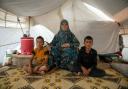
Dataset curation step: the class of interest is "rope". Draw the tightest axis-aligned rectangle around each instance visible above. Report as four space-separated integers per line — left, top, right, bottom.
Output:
17 17 24 35
0 42 19 47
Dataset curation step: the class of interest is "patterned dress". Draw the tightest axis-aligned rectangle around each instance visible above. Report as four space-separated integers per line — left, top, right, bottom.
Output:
31 46 54 70
51 19 80 71
32 47 49 67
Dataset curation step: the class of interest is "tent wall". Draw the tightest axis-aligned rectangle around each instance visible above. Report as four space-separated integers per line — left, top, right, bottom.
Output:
74 21 119 53
34 19 120 54
0 26 54 64
0 0 124 63
33 0 120 54
0 27 26 63
30 25 54 43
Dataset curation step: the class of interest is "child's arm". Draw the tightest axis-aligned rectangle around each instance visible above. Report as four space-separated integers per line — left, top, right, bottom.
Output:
29 50 35 67
29 56 34 67
41 55 48 66
42 48 49 66
26 56 33 74
91 50 97 69
28 50 35 74
87 50 97 72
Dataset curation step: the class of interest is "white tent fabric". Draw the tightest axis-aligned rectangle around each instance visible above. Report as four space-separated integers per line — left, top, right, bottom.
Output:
0 27 24 63
0 26 55 64
32 21 119 54
33 0 120 53
0 26 54 64
0 27 24 46
0 0 127 27
122 35 128 61
1 0 126 63
0 0 67 16
30 25 54 43
122 35 128 47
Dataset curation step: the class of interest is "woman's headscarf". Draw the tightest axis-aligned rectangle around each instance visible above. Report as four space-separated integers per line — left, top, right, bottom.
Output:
57 19 72 37
51 19 79 48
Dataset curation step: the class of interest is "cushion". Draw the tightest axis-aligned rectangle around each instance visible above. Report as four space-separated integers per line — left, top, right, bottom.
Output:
111 63 128 77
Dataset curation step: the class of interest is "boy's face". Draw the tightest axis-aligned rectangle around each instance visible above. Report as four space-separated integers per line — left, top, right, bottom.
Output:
84 39 93 49
36 38 44 48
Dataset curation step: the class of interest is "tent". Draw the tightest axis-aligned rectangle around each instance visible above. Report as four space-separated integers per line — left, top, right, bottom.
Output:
0 0 128 63
0 1 128 89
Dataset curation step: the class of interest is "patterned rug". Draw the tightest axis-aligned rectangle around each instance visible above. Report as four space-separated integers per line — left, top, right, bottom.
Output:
0 66 128 89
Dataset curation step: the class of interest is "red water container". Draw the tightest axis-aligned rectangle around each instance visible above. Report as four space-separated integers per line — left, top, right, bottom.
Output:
21 37 34 55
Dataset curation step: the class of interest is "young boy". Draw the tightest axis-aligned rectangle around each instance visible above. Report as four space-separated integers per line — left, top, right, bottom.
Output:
78 36 105 77
23 36 49 74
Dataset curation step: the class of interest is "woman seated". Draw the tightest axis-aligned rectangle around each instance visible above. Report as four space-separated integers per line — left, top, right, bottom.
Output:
51 19 80 71
23 36 51 74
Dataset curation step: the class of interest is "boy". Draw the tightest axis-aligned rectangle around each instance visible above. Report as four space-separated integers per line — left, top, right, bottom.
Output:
78 36 105 77
23 36 49 74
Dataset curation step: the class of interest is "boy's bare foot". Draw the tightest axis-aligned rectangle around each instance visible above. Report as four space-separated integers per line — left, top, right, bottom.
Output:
77 72 81 76
40 71 45 75
25 73 31 76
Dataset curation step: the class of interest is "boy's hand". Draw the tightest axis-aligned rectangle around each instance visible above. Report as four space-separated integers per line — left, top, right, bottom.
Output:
83 69 89 76
88 68 91 73
81 66 90 76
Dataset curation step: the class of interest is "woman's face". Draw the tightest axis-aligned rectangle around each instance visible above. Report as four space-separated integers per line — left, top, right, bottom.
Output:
36 38 44 48
61 22 69 31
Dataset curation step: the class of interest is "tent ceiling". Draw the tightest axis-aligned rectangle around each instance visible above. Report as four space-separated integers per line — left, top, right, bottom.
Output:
82 0 128 16
82 0 128 24
0 0 128 24
0 0 67 16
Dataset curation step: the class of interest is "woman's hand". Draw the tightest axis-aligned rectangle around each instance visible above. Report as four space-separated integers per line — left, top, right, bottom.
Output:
61 43 70 48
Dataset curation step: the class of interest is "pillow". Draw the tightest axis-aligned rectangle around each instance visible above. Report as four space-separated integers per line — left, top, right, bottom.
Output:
111 63 128 77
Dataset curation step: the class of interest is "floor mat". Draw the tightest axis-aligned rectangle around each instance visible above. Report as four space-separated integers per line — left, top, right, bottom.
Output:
0 67 128 89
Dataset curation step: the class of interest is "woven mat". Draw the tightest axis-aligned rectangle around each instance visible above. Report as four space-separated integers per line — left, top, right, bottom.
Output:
0 67 128 89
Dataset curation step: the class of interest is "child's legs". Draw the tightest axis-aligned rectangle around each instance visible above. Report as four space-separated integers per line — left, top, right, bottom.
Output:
23 64 30 73
38 65 48 72
89 67 106 77
33 66 40 73
33 65 48 74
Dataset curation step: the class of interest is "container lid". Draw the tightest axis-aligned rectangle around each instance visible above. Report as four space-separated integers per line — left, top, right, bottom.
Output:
21 37 34 39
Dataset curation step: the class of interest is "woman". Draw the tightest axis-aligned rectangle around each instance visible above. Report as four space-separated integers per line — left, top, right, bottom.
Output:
51 19 80 71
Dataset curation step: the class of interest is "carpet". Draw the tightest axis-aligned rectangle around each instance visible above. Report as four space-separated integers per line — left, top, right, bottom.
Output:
0 66 128 89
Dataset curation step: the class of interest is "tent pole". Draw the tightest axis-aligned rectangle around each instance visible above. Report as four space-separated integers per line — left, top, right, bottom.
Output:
28 16 31 37
17 17 24 35
5 13 7 28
